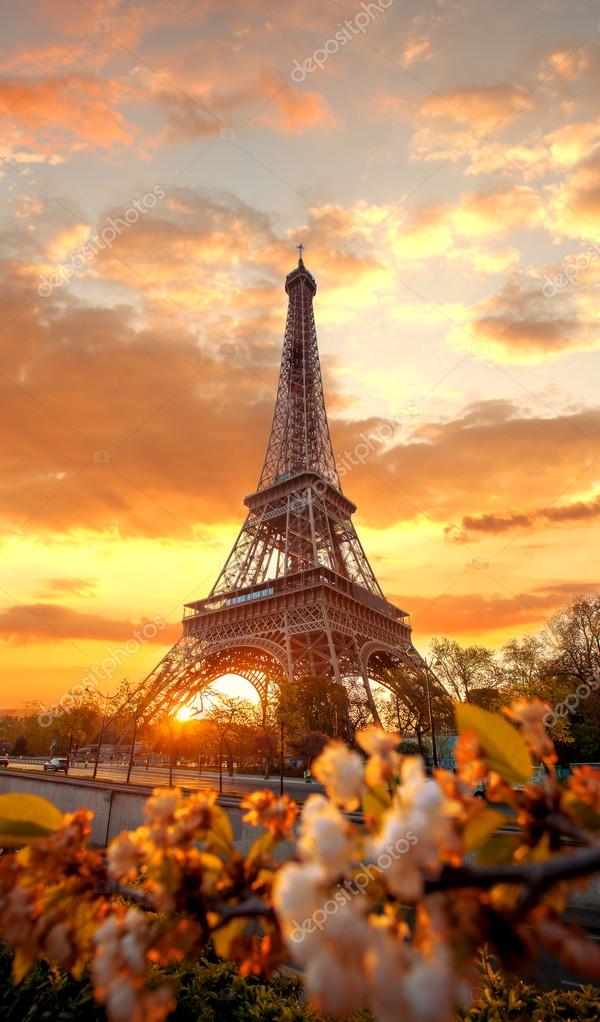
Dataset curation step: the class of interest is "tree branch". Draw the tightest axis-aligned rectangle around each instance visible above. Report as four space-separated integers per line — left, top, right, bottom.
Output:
211 897 276 925
425 845 600 894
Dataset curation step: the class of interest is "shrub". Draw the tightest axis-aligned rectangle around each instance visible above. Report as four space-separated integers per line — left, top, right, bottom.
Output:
463 957 600 1021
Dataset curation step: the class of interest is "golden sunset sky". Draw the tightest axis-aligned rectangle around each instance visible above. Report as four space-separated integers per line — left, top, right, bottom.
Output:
1 0 599 707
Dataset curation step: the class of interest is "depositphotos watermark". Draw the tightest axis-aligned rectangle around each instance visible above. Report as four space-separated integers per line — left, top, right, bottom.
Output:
37 617 166 727
543 674 599 729
291 0 393 82
38 185 166 297
289 828 417 943
541 237 600 298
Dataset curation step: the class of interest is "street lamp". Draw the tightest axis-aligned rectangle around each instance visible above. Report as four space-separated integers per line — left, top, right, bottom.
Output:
170 694 212 789
405 649 440 770
93 690 116 780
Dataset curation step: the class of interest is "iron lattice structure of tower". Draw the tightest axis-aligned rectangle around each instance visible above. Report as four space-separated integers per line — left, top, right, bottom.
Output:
133 253 416 725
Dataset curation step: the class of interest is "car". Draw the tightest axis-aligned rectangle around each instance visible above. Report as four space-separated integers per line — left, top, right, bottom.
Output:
43 756 69 774
0 755 8 767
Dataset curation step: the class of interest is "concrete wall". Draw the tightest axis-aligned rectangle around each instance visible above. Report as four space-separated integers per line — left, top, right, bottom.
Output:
0 769 267 852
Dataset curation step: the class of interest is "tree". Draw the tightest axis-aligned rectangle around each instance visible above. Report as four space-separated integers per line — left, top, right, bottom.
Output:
382 663 453 756
285 676 349 738
10 736 28 757
543 594 600 760
545 594 600 686
288 730 327 769
430 636 500 703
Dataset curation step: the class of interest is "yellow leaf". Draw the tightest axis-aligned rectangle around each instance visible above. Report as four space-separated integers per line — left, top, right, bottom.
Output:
212 916 246 960
455 703 532 786
210 805 233 850
489 883 522 911
247 832 276 866
561 790 600 831
197 851 223 873
361 785 391 826
476 832 519 866
0 793 63 846
12 947 36 983
463 808 505 852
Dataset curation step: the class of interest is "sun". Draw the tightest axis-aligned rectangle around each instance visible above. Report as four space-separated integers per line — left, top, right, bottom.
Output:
175 704 194 722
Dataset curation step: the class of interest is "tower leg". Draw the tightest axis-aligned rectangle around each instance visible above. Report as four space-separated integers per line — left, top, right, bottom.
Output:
357 645 383 727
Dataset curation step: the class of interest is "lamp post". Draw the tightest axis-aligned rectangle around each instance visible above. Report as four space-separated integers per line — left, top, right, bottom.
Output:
169 717 175 787
125 713 138 784
169 693 211 789
279 711 285 796
406 650 439 770
93 691 112 780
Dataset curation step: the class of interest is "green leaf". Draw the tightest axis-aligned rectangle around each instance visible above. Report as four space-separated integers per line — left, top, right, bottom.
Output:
455 703 532 786
463 808 505 852
0 793 64 846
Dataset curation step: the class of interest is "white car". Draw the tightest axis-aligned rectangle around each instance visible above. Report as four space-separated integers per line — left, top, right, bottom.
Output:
43 756 69 774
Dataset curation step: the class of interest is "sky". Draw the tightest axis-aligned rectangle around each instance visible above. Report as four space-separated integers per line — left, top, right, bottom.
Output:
0 0 599 708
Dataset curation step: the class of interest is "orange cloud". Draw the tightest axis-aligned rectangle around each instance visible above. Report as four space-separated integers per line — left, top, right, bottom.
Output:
419 84 533 128
155 69 334 140
392 583 599 637
0 603 178 644
451 492 600 539
0 73 136 158
465 271 600 361
330 400 600 531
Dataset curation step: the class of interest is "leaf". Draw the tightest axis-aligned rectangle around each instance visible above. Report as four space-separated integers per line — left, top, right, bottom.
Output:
212 916 247 960
211 804 233 847
0 793 63 846
463 808 505 852
455 703 532 786
12 947 36 984
561 790 600 832
361 784 391 827
246 832 276 866
476 832 519 866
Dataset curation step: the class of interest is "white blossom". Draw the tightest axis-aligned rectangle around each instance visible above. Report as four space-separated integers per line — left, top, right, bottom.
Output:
312 741 364 809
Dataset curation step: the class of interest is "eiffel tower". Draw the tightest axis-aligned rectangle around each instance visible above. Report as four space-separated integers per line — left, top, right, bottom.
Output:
133 249 415 726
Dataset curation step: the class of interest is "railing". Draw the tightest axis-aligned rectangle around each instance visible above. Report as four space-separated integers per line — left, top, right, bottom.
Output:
184 566 409 625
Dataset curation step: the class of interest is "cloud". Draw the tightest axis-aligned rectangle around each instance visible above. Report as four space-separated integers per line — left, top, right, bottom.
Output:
304 185 544 268
548 149 600 240
155 70 334 140
0 73 137 160
463 269 600 362
331 400 600 531
451 492 600 538
419 84 533 128
0 603 177 644
391 582 600 636
35 578 98 598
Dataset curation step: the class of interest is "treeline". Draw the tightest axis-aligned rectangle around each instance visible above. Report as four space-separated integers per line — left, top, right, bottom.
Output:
1 593 599 768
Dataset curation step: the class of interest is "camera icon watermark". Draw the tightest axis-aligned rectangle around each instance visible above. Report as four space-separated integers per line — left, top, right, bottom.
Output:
346 233 366 251
93 450 111 464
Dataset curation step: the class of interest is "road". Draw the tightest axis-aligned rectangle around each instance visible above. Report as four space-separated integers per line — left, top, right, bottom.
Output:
3 760 323 799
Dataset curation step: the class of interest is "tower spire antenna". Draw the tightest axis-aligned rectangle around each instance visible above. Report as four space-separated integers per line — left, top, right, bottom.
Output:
296 241 305 264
